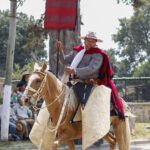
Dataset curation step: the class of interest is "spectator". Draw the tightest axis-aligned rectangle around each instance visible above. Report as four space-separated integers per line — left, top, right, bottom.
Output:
13 95 34 139
0 102 20 141
9 102 20 140
11 90 18 104
16 70 30 94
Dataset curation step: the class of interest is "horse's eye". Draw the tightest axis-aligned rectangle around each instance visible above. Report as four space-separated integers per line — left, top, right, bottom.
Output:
36 79 41 83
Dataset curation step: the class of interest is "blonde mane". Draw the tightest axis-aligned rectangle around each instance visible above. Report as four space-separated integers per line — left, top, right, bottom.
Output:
45 71 77 111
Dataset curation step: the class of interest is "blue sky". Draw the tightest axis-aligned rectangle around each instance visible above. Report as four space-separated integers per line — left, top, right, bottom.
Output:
1 0 133 50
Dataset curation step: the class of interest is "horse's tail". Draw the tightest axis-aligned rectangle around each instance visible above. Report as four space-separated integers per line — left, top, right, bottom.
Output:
114 117 131 150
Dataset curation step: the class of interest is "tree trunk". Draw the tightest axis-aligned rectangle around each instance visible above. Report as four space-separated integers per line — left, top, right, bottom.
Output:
1 0 17 140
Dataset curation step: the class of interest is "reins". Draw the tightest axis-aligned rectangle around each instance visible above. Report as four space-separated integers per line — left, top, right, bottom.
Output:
26 71 66 111
25 70 71 136
47 87 72 136
32 87 65 111
25 71 47 102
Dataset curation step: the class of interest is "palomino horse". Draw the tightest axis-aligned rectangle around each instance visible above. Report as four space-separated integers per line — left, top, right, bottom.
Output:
24 63 130 150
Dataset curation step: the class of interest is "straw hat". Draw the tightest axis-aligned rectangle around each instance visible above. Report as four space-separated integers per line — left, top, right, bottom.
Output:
22 70 30 76
16 121 26 134
80 31 103 42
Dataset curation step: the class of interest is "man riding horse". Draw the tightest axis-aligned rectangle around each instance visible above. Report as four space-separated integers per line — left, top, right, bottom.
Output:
26 31 130 150
55 31 125 120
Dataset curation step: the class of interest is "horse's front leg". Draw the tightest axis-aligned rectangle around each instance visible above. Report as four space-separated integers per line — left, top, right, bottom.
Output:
51 143 58 150
39 144 58 150
66 140 75 150
103 132 116 150
54 139 75 150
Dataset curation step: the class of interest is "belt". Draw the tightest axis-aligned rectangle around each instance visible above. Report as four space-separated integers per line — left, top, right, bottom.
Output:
82 79 101 85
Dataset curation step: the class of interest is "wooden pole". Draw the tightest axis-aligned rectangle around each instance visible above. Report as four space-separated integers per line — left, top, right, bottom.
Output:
1 0 17 140
56 30 60 77
48 0 81 77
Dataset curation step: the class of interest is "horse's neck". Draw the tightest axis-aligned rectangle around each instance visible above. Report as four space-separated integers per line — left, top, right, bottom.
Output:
44 72 63 125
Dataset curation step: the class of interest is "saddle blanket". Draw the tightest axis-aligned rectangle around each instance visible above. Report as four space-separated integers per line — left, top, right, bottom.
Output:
82 85 111 150
29 85 111 150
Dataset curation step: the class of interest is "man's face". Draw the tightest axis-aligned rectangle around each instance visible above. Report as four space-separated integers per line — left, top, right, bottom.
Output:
24 74 30 81
84 38 97 50
18 99 25 106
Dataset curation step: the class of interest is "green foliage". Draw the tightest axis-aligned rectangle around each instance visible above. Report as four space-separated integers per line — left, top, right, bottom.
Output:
0 10 47 77
117 0 146 8
0 10 9 76
106 48 119 76
132 123 150 139
113 1 150 76
133 61 150 76
17 0 26 6
0 95 2 104
12 62 34 80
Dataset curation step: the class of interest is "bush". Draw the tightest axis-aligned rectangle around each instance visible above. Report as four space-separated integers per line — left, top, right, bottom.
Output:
0 95 3 104
12 63 34 80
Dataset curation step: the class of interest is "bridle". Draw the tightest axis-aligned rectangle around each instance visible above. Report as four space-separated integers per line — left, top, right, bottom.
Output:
24 70 71 136
24 71 65 111
27 71 46 101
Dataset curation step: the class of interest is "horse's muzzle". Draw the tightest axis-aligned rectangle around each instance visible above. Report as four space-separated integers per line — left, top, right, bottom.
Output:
22 95 36 107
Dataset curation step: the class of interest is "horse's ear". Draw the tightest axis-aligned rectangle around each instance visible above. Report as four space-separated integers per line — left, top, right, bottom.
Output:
34 62 40 71
40 62 47 72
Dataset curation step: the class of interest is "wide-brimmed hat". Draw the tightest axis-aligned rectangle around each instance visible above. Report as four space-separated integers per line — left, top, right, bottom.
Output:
22 70 30 76
80 31 103 42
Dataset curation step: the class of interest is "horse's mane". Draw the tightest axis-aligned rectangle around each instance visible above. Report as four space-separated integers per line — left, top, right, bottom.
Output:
46 71 77 111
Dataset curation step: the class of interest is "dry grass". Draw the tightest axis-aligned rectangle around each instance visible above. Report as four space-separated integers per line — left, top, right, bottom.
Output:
131 123 150 139
0 123 149 149
0 141 36 150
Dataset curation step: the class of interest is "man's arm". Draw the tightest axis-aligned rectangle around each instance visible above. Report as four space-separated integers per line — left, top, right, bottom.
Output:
27 108 33 118
55 40 77 65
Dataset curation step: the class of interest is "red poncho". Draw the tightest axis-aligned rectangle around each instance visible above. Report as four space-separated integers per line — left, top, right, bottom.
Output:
73 45 125 118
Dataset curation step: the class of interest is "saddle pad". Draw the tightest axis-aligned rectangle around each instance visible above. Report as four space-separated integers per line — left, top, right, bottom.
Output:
29 102 55 150
82 85 111 150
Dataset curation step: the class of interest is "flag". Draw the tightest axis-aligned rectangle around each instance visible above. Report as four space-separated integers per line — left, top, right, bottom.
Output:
44 0 77 29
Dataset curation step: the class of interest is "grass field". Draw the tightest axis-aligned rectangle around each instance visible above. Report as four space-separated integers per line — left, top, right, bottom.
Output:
131 123 150 139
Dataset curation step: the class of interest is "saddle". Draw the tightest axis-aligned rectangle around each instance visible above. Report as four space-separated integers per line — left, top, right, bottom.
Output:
73 82 94 106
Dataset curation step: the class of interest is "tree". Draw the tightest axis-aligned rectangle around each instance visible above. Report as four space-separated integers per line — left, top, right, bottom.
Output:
117 0 146 8
112 0 150 76
0 10 9 76
1 0 17 141
0 10 47 76
1 0 46 140
133 61 150 76
12 62 34 80
106 48 119 76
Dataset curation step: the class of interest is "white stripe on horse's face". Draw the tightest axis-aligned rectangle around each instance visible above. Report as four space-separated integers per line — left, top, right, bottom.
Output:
23 73 40 104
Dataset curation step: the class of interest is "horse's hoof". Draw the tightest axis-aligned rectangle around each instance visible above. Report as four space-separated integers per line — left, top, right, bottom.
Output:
54 140 59 145
110 144 116 150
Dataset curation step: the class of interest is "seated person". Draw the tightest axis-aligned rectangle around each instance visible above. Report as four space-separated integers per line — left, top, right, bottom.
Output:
13 95 34 139
16 70 30 95
0 102 20 141
11 90 18 104
9 103 21 141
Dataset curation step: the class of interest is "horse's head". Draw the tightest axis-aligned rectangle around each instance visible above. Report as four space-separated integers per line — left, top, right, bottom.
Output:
23 62 47 106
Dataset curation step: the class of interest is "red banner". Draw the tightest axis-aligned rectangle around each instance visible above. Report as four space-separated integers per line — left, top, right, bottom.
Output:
44 0 77 29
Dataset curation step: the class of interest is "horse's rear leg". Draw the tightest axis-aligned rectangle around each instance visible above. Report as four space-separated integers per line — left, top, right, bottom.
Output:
112 117 130 150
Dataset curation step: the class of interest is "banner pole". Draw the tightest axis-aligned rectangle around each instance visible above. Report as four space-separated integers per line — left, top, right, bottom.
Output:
56 30 60 77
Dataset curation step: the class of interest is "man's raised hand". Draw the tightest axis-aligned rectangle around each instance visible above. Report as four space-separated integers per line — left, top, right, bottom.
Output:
55 40 63 52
